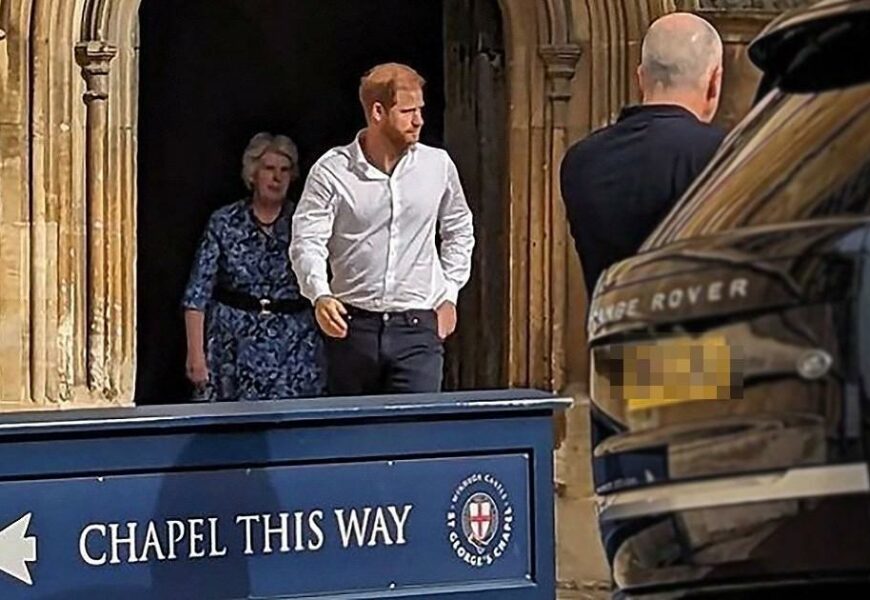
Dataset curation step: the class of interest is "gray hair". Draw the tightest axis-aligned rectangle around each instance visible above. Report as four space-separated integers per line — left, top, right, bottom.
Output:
641 13 723 90
241 132 300 190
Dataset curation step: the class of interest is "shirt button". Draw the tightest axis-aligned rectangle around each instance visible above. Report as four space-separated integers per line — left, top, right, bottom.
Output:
383 314 390 322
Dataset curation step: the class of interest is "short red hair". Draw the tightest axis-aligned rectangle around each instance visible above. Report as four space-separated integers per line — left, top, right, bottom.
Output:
359 63 426 119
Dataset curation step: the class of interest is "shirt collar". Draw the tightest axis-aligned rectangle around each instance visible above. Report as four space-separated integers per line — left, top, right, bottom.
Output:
349 129 418 178
350 130 370 171
618 103 700 123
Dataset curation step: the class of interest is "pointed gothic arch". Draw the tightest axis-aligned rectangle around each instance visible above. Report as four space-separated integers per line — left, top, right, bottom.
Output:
0 0 678 407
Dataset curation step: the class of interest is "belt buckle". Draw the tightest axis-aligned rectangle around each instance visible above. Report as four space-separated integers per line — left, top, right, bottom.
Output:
258 298 272 315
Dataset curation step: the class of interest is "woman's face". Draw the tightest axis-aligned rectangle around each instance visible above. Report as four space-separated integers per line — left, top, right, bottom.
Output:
253 151 293 203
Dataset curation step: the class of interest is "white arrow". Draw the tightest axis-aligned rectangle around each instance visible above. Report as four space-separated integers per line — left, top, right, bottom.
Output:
0 513 37 585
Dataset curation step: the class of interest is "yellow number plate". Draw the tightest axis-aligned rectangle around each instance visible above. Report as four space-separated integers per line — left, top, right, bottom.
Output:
620 336 739 412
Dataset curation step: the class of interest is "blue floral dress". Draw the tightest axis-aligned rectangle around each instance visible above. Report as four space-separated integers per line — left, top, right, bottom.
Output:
182 200 325 401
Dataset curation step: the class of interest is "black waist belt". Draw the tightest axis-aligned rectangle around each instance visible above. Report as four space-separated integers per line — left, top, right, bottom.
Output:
344 305 437 328
214 288 310 315
345 305 434 320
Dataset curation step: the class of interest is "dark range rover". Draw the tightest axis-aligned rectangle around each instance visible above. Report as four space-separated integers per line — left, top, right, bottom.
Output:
587 1 870 596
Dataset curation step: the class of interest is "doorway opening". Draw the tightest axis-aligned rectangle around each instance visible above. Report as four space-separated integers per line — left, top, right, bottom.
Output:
135 0 506 404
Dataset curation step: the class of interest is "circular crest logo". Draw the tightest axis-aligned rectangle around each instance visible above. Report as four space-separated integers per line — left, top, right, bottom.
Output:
447 473 513 567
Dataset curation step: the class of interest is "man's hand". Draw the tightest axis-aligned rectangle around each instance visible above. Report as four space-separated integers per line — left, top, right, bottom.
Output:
435 301 457 340
186 351 209 389
315 296 348 338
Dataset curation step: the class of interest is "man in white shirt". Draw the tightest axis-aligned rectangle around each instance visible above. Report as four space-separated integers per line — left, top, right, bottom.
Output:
290 63 474 395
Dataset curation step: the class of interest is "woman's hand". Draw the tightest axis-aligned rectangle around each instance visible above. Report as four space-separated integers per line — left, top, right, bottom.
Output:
184 309 209 389
186 351 209 388
315 296 348 338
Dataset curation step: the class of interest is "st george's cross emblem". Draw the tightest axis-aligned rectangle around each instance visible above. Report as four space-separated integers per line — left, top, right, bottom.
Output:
447 472 514 567
462 492 498 550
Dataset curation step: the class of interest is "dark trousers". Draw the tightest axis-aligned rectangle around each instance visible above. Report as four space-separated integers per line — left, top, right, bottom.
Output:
324 306 444 395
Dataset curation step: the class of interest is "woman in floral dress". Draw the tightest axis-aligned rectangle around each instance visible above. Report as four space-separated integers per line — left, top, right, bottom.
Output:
182 132 325 401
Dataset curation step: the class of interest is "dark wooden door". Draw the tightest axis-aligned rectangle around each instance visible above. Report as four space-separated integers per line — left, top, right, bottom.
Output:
442 0 509 390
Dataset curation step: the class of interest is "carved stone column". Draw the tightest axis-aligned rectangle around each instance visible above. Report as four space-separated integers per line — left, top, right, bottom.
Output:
539 44 582 392
75 41 117 398
541 45 583 127
0 1 37 409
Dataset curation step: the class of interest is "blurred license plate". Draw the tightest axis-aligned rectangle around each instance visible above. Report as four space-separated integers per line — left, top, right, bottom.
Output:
617 336 740 412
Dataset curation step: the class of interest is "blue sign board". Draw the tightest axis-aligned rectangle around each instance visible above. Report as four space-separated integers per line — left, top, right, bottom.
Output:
0 390 570 599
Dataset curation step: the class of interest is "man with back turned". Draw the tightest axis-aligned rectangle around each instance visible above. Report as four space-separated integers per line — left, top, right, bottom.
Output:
560 12 727 297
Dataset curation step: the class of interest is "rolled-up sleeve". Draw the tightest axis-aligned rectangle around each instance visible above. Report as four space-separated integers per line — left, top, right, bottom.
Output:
290 164 336 303
182 214 221 311
437 155 475 304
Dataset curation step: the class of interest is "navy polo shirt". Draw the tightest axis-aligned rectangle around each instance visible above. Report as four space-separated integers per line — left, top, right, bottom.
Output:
560 104 725 295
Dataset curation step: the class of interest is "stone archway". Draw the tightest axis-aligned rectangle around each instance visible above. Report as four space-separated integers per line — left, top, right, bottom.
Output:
0 0 680 408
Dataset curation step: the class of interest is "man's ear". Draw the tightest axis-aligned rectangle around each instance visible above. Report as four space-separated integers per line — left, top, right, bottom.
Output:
637 65 646 101
372 102 385 123
707 64 723 102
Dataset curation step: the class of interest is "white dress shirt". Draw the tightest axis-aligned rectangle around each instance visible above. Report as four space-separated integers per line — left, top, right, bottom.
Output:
290 134 474 311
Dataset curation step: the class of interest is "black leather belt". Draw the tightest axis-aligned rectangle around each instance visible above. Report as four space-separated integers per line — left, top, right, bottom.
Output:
214 288 310 315
344 305 437 326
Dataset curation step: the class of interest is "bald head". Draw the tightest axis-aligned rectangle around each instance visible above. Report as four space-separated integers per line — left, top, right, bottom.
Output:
639 13 723 122
641 13 722 91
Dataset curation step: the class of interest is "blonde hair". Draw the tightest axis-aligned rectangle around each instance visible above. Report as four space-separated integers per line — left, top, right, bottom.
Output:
359 63 426 121
241 132 300 190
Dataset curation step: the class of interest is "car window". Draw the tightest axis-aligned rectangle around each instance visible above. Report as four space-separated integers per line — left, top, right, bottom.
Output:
644 81 870 249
